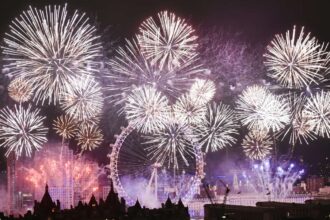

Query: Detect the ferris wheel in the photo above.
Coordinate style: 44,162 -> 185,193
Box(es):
108,123 -> 205,207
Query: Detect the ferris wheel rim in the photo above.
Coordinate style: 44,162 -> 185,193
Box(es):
108,123 -> 205,205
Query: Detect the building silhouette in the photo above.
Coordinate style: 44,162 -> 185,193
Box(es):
0,179 -> 190,220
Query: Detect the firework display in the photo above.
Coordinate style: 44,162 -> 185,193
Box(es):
1,3 -> 330,214
264,26 -> 328,89
236,85 -> 290,132
144,122 -> 195,170
281,94 -> 315,146
8,78 -> 33,103
2,4 -> 101,104
242,129 -> 273,160
189,79 -> 216,105
76,125 -> 104,151
137,11 -> 198,70
106,39 -> 204,107
53,115 -> 77,140
250,159 -> 304,199
173,94 -> 207,125
124,85 -> 170,133
0,105 -> 48,157
304,91 -> 330,138
60,77 -> 104,122
193,102 -> 239,153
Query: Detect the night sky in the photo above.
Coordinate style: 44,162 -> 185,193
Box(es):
0,0 -> 329,174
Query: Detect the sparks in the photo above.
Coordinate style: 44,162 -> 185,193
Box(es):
0,105 -> 48,157
106,39 -> 203,108
236,85 -> 290,132
188,79 -> 216,105
173,94 -> 207,125
53,114 -> 77,140
2,4 -> 101,104
124,85 -> 170,134
242,129 -> 273,160
60,77 -> 104,122
76,125 -> 103,151
8,77 -> 33,103
193,102 -> 239,153
137,11 -> 198,70
144,122 -> 195,170
281,93 -> 315,145
264,26 -> 328,89
304,90 -> 330,138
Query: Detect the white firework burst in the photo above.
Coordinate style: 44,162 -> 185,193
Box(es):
144,122 -> 194,170
236,85 -> 290,132
8,77 -> 33,103
242,129 -> 273,160
304,90 -> 330,138
124,85 -> 170,134
2,4 -> 101,104
193,102 -> 239,153
0,105 -> 48,157
106,39 -> 203,107
173,94 -> 207,125
189,79 -> 216,105
281,93 -> 315,145
264,26 -> 328,89
76,125 -> 103,151
137,11 -> 198,70
60,77 -> 104,122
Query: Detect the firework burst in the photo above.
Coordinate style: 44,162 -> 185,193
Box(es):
173,94 -> 207,125
76,125 -> 103,151
242,129 -> 273,160
236,85 -> 290,132
53,114 -> 77,140
8,78 -> 33,103
304,91 -> 330,138
124,85 -> 170,134
193,102 -> 238,153
2,4 -> 101,104
264,26 -> 328,89
144,122 -> 194,170
189,79 -> 216,105
251,159 -> 304,199
106,39 -> 203,107
137,11 -> 198,70
281,94 -> 315,145
60,77 -> 104,122
0,105 -> 48,157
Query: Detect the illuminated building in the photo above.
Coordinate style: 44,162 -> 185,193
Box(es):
7,152 -> 16,215
14,143 -> 103,212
